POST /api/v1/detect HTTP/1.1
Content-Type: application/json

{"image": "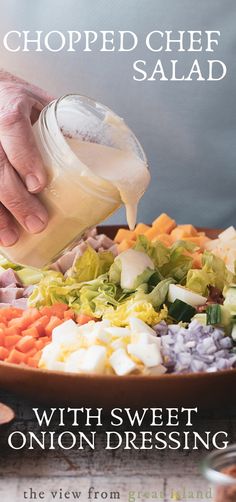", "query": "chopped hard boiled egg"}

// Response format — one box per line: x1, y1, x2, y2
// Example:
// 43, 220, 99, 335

80, 345, 107, 374
168, 284, 207, 307
127, 342, 162, 367
109, 348, 137, 376
218, 226, 236, 242
114, 248, 155, 290
39, 317, 166, 376
52, 320, 79, 345
65, 349, 86, 373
